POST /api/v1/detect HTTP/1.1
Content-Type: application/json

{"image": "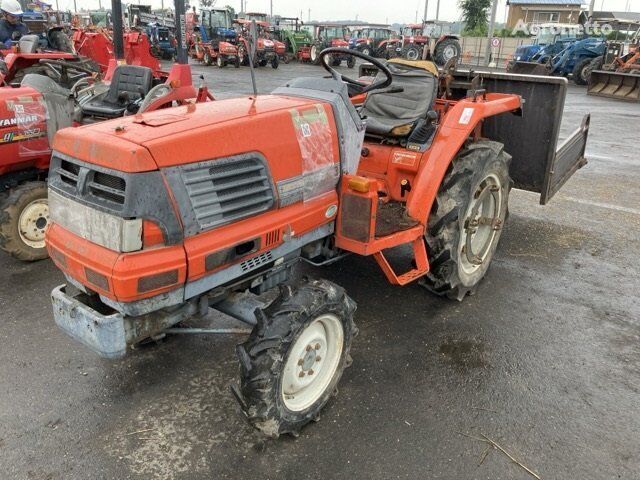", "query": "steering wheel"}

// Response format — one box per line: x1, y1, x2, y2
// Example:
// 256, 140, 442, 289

319, 47, 393, 96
